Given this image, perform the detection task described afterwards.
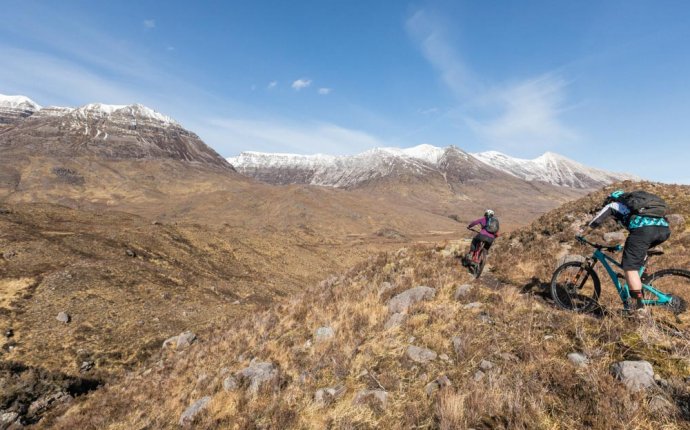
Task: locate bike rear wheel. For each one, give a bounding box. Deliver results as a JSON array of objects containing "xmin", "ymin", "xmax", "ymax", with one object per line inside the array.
[
  {"xmin": 642, "ymin": 268, "xmax": 690, "ymax": 320},
  {"xmin": 550, "ymin": 261, "xmax": 601, "ymax": 312}
]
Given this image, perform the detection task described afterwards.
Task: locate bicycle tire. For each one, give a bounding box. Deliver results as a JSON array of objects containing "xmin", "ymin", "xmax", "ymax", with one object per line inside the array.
[
  {"xmin": 474, "ymin": 249, "xmax": 487, "ymax": 279},
  {"xmin": 642, "ymin": 268, "xmax": 690, "ymax": 315},
  {"xmin": 550, "ymin": 261, "xmax": 601, "ymax": 312}
]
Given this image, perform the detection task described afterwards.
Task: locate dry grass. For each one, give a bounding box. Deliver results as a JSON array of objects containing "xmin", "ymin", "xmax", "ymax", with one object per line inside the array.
[{"xmin": 52, "ymin": 240, "xmax": 690, "ymax": 429}]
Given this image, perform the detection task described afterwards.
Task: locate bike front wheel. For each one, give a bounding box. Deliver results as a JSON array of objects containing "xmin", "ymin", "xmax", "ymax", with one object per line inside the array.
[
  {"xmin": 642, "ymin": 268, "xmax": 690, "ymax": 319},
  {"xmin": 550, "ymin": 261, "xmax": 601, "ymax": 312}
]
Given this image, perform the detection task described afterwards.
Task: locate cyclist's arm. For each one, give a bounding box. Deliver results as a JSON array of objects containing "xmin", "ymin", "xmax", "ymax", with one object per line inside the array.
[
  {"xmin": 588, "ymin": 203, "xmax": 616, "ymax": 228},
  {"xmin": 467, "ymin": 218, "xmax": 482, "ymax": 229}
]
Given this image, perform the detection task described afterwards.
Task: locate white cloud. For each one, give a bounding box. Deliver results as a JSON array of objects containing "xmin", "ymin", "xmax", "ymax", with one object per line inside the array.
[
  {"xmin": 143, "ymin": 19, "xmax": 156, "ymax": 29},
  {"xmin": 205, "ymin": 117, "xmax": 385, "ymax": 155},
  {"xmin": 406, "ymin": 9, "xmax": 577, "ymax": 150},
  {"xmin": 465, "ymin": 74, "xmax": 577, "ymax": 147},
  {"xmin": 291, "ymin": 79, "xmax": 312, "ymax": 90},
  {"xmin": 267, "ymin": 80, "xmax": 278, "ymax": 89},
  {"xmin": 318, "ymin": 87, "xmax": 332, "ymax": 95}
]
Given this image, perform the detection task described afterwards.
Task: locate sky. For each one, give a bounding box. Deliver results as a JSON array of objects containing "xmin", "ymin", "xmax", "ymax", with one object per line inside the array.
[{"xmin": 1, "ymin": 0, "xmax": 689, "ymax": 183}]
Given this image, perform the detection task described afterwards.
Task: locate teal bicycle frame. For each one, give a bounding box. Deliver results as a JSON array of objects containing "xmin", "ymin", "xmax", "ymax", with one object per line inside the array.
[{"xmin": 587, "ymin": 242, "xmax": 673, "ymax": 308}]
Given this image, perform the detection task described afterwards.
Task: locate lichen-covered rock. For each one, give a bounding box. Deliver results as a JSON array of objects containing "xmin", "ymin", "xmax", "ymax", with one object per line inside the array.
[
  {"xmin": 236, "ymin": 359, "xmax": 279, "ymax": 394},
  {"xmin": 567, "ymin": 352, "xmax": 588, "ymax": 367},
  {"xmin": 313, "ymin": 326, "xmax": 335, "ymax": 343},
  {"xmin": 56, "ymin": 312, "xmax": 70, "ymax": 323},
  {"xmin": 388, "ymin": 286, "xmax": 436, "ymax": 314},
  {"xmin": 353, "ymin": 390, "xmax": 388, "ymax": 411},
  {"xmin": 384, "ymin": 313, "xmax": 405, "ymax": 330},
  {"xmin": 611, "ymin": 360, "xmax": 655, "ymax": 392},
  {"xmin": 162, "ymin": 331, "xmax": 197, "ymax": 350},
  {"xmin": 179, "ymin": 396, "xmax": 211, "ymax": 427},
  {"xmin": 406, "ymin": 345, "xmax": 437, "ymax": 364}
]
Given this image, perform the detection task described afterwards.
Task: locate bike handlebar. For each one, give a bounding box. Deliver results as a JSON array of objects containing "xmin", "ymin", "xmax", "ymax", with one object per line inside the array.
[{"xmin": 576, "ymin": 235, "xmax": 623, "ymax": 252}]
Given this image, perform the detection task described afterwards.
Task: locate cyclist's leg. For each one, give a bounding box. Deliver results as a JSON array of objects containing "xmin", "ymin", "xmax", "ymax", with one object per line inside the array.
[
  {"xmin": 623, "ymin": 227, "xmax": 661, "ymax": 309},
  {"xmin": 480, "ymin": 234, "xmax": 495, "ymax": 252}
]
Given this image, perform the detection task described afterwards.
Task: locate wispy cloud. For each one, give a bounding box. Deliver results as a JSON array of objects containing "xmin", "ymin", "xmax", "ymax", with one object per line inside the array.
[
  {"xmin": 406, "ymin": 9, "xmax": 576, "ymax": 150},
  {"xmin": 267, "ymin": 80, "xmax": 278, "ymax": 90},
  {"xmin": 291, "ymin": 78, "xmax": 312, "ymax": 90},
  {"xmin": 205, "ymin": 117, "xmax": 385, "ymax": 155},
  {"xmin": 318, "ymin": 87, "xmax": 331, "ymax": 95},
  {"xmin": 143, "ymin": 19, "xmax": 156, "ymax": 29}
]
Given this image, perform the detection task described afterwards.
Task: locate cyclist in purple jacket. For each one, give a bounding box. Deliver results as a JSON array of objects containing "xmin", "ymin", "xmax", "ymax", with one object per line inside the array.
[{"xmin": 467, "ymin": 209, "xmax": 500, "ymax": 256}]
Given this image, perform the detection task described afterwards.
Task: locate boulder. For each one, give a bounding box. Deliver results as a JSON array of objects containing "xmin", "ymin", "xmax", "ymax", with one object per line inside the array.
[
  {"xmin": 28, "ymin": 391, "xmax": 72, "ymax": 416},
  {"xmin": 610, "ymin": 360, "xmax": 655, "ymax": 392},
  {"xmin": 479, "ymin": 360, "xmax": 494, "ymax": 371},
  {"xmin": 648, "ymin": 395, "xmax": 675, "ymax": 414},
  {"xmin": 56, "ymin": 312, "xmax": 70, "ymax": 323},
  {"xmin": 454, "ymin": 284, "xmax": 473, "ymax": 300},
  {"xmin": 388, "ymin": 286, "xmax": 436, "ymax": 314},
  {"xmin": 125, "ymin": 249, "xmax": 137, "ymax": 257},
  {"xmin": 353, "ymin": 390, "xmax": 388, "ymax": 411},
  {"xmin": 222, "ymin": 376, "xmax": 238, "ymax": 392},
  {"xmin": 604, "ymin": 231, "xmax": 626, "ymax": 244},
  {"xmin": 314, "ymin": 326, "xmax": 335, "ymax": 343},
  {"xmin": 236, "ymin": 359, "xmax": 279, "ymax": 394},
  {"xmin": 179, "ymin": 396, "xmax": 211, "ymax": 427},
  {"xmin": 314, "ymin": 385, "xmax": 346, "ymax": 406},
  {"xmin": 472, "ymin": 370, "xmax": 485, "ymax": 382},
  {"xmin": 163, "ymin": 331, "xmax": 197, "ymax": 350},
  {"xmin": 384, "ymin": 313, "xmax": 405, "ymax": 330},
  {"xmin": 406, "ymin": 345, "xmax": 437, "ymax": 364},
  {"xmin": 425, "ymin": 375, "xmax": 452, "ymax": 396},
  {"xmin": 567, "ymin": 352, "xmax": 588, "ymax": 367}
]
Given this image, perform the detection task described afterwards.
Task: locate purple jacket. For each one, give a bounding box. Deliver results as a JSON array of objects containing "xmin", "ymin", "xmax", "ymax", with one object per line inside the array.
[{"xmin": 468, "ymin": 217, "xmax": 498, "ymax": 239}]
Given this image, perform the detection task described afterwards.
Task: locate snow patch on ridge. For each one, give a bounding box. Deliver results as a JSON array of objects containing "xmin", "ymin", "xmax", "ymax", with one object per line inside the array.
[{"xmin": 0, "ymin": 94, "xmax": 42, "ymax": 111}]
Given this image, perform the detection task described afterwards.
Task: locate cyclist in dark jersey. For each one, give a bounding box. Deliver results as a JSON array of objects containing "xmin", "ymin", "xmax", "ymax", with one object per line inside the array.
[
  {"xmin": 587, "ymin": 190, "xmax": 671, "ymax": 311},
  {"xmin": 467, "ymin": 209, "xmax": 499, "ymax": 254}
]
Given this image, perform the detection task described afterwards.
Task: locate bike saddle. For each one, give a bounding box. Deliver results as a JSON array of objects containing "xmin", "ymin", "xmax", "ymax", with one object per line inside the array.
[{"xmin": 647, "ymin": 247, "xmax": 664, "ymax": 257}]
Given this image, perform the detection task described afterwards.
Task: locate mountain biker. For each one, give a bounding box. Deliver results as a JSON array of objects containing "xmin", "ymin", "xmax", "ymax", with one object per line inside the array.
[
  {"xmin": 585, "ymin": 190, "xmax": 671, "ymax": 312},
  {"xmin": 466, "ymin": 209, "xmax": 499, "ymax": 262}
]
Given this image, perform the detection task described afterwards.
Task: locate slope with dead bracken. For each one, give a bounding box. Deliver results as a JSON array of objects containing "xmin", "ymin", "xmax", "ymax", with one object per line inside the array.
[{"xmin": 53, "ymin": 238, "xmax": 690, "ymax": 429}]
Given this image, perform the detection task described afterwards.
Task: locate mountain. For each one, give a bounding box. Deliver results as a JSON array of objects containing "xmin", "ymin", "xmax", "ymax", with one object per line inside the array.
[
  {"xmin": 228, "ymin": 144, "xmax": 635, "ymax": 190},
  {"xmin": 0, "ymin": 95, "xmax": 230, "ymax": 168},
  {"xmin": 472, "ymin": 150, "xmax": 638, "ymax": 188}
]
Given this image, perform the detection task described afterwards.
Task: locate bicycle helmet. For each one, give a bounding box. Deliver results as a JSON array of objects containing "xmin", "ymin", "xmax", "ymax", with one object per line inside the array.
[
  {"xmin": 484, "ymin": 209, "xmax": 495, "ymax": 218},
  {"xmin": 605, "ymin": 189, "xmax": 625, "ymax": 204}
]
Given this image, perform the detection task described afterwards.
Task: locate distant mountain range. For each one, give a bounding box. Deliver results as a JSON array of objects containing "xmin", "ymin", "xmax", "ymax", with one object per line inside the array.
[{"xmin": 228, "ymin": 144, "xmax": 637, "ymax": 189}]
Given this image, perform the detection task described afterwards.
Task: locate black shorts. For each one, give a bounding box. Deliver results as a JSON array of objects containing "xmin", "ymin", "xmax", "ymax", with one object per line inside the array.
[
  {"xmin": 471, "ymin": 234, "xmax": 495, "ymax": 251},
  {"xmin": 621, "ymin": 226, "xmax": 670, "ymax": 270}
]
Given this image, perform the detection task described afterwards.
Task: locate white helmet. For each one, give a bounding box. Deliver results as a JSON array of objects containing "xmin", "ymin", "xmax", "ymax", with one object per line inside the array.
[{"xmin": 484, "ymin": 209, "xmax": 495, "ymax": 218}]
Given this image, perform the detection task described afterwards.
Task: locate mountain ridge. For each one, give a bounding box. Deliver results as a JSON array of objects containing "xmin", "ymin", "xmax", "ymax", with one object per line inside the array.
[{"xmin": 228, "ymin": 144, "xmax": 636, "ymax": 189}]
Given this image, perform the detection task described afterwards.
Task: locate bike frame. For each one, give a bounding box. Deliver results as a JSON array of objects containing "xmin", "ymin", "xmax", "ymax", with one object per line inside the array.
[{"xmin": 589, "ymin": 248, "xmax": 672, "ymax": 307}]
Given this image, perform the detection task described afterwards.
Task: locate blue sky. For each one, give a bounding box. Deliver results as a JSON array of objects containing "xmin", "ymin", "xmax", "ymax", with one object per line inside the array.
[{"xmin": 1, "ymin": 0, "xmax": 689, "ymax": 183}]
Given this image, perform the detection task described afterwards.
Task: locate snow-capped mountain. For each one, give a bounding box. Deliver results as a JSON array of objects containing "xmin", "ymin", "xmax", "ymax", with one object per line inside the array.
[
  {"xmin": 228, "ymin": 144, "xmax": 634, "ymax": 189},
  {"xmin": 472, "ymin": 151, "xmax": 638, "ymax": 188},
  {"xmin": 0, "ymin": 94, "xmax": 230, "ymax": 168}
]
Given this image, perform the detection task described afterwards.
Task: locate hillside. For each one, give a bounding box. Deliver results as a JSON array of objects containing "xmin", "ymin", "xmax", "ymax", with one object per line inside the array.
[{"xmin": 51, "ymin": 238, "xmax": 690, "ymax": 429}]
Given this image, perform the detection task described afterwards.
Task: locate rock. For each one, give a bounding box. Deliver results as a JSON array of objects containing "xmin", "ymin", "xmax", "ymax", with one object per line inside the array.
[
  {"xmin": 125, "ymin": 249, "xmax": 137, "ymax": 257},
  {"xmin": 567, "ymin": 352, "xmax": 588, "ymax": 367},
  {"xmin": 648, "ymin": 395, "xmax": 675, "ymax": 414},
  {"xmin": 388, "ymin": 286, "xmax": 436, "ymax": 314},
  {"xmin": 425, "ymin": 375, "xmax": 452, "ymax": 396},
  {"xmin": 179, "ymin": 396, "xmax": 211, "ymax": 427},
  {"xmin": 2, "ymin": 251, "xmax": 16, "ymax": 260},
  {"xmin": 610, "ymin": 360, "xmax": 655, "ymax": 392},
  {"xmin": 406, "ymin": 345, "xmax": 437, "ymax": 364},
  {"xmin": 314, "ymin": 385, "xmax": 346, "ymax": 406},
  {"xmin": 384, "ymin": 313, "xmax": 405, "ymax": 330},
  {"xmin": 604, "ymin": 231, "xmax": 626, "ymax": 244},
  {"xmin": 80, "ymin": 360, "xmax": 94, "ymax": 372},
  {"xmin": 667, "ymin": 213, "xmax": 685, "ymax": 228},
  {"xmin": 0, "ymin": 412, "xmax": 19, "ymax": 428},
  {"xmin": 162, "ymin": 331, "xmax": 197, "ymax": 350},
  {"xmin": 236, "ymin": 359, "xmax": 279, "ymax": 394},
  {"xmin": 473, "ymin": 370, "xmax": 485, "ymax": 382},
  {"xmin": 5, "ymin": 329, "xmax": 13, "ymax": 338},
  {"xmin": 478, "ymin": 312, "xmax": 492, "ymax": 324},
  {"xmin": 378, "ymin": 281, "xmax": 395, "ymax": 297},
  {"xmin": 479, "ymin": 360, "xmax": 494, "ymax": 371},
  {"xmin": 353, "ymin": 390, "xmax": 388, "ymax": 411},
  {"xmin": 314, "ymin": 326, "xmax": 335, "ymax": 343},
  {"xmin": 56, "ymin": 312, "xmax": 70, "ymax": 323},
  {"xmin": 222, "ymin": 376, "xmax": 238, "ymax": 392},
  {"xmin": 27, "ymin": 391, "xmax": 72, "ymax": 416},
  {"xmin": 543, "ymin": 335, "xmax": 554, "ymax": 340},
  {"xmin": 454, "ymin": 284, "xmax": 473, "ymax": 300},
  {"xmin": 452, "ymin": 336, "xmax": 466, "ymax": 358},
  {"xmin": 463, "ymin": 302, "xmax": 482, "ymax": 310}
]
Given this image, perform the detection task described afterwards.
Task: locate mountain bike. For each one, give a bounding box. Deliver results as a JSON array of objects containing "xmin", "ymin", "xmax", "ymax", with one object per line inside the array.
[
  {"xmin": 463, "ymin": 227, "xmax": 488, "ymax": 279},
  {"xmin": 550, "ymin": 235, "xmax": 689, "ymax": 317}
]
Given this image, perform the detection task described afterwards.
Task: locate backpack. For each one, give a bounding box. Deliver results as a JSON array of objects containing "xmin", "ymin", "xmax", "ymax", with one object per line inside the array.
[
  {"xmin": 485, "ymin": 216, "xmax": 499, "ymax": 234},
  {"xmin": 616, "ymin": 191, "xmax": 668, "ymax": 218}
]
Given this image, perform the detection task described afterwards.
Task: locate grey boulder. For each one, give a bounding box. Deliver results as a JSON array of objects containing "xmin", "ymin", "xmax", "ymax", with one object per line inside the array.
[
  {"xmin": 236, "ymin": 359, "xmax": 279, "ymax": 394},
  {"xmin": 353, "ymin": 390, "xmax": 388, "ymax": 411},
  {"xmin": 406, "ymin": 345, "xmax": 437, "ymax": 364},
  {"xmin": 179, "ymin": 396, "xmax": 211, "ymax": 427},
  {"xmin": 388, "ymin": 286, "xmax": 436, "ymax": 314},
  {"xmin": 611, "ymin": 360, "xmax": 655, "ymax": 392}
]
